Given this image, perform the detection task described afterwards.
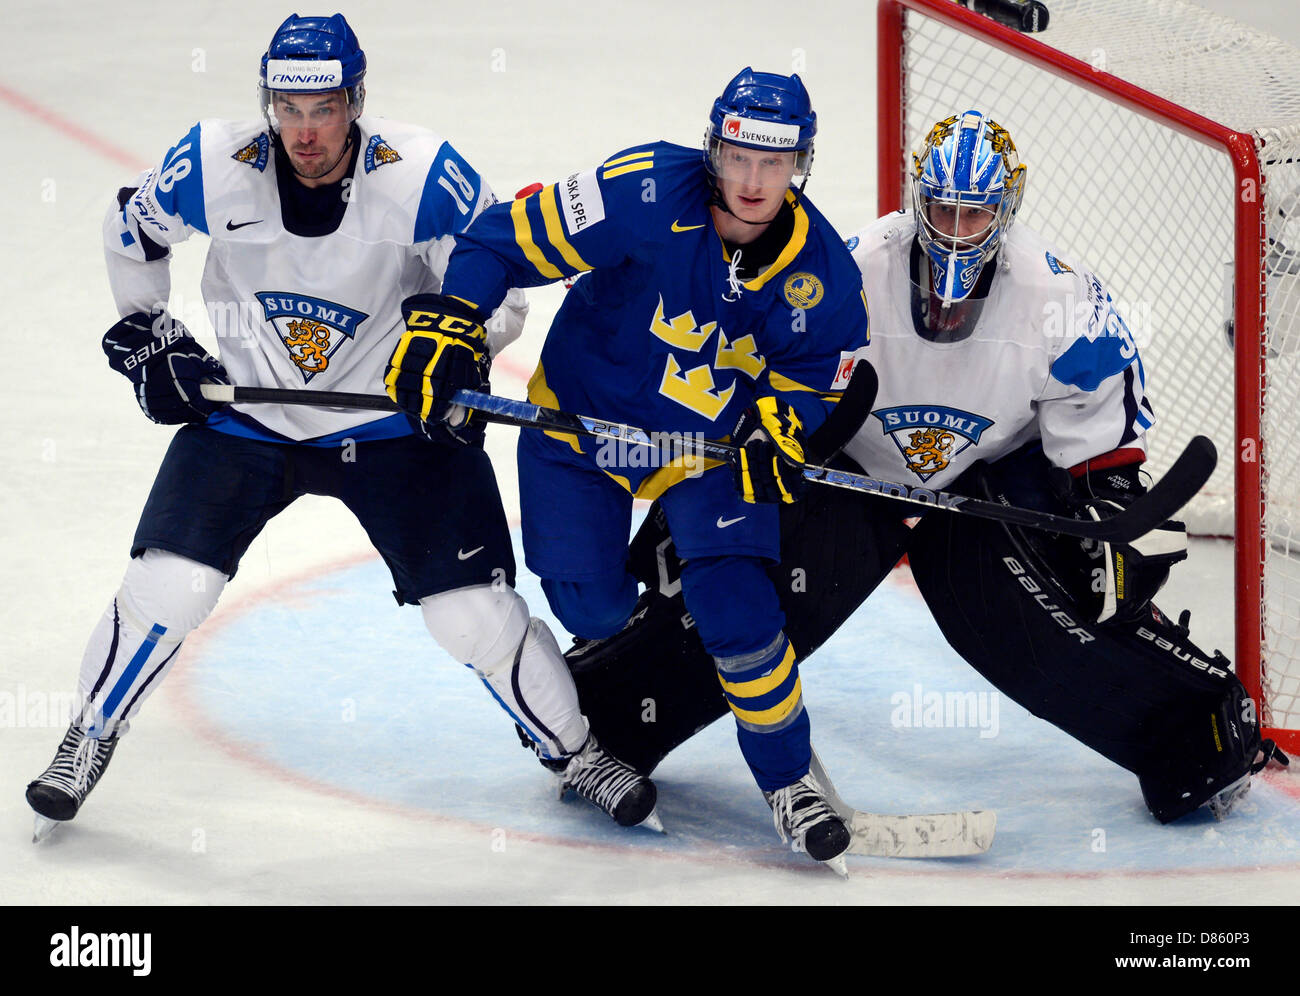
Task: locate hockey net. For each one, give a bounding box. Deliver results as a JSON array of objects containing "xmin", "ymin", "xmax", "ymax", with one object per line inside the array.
[{"xmin": 878, "ymin": 0, "xmax": 1300, "ymax": 753}]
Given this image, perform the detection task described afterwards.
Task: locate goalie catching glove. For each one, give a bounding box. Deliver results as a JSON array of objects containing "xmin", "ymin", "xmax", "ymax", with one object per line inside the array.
[
  {"xmin": 731, "ymin": 396, "xmax": 808, "ymax": 504},
  {"xmin": 384, "ymin": 293, "xmax": 490, "ymax": 445},
  {"xmin": 102, "ymin": 311, "xmax": 229, "ymax": 424},
  {"xmin": 1053, "ymin": 458, "xmax": 1188, "ymax": 623}
]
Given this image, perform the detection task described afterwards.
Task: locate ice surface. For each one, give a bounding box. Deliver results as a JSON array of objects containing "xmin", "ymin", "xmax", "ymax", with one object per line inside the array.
[{"xmin": 2, "ymin": 0, "xmax": 1297, "ymax": 905}]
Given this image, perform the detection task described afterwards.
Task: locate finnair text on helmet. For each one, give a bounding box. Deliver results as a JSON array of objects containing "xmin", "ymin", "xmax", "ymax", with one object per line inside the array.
[
  {"xmin": 271, "ymin": 73, "xmax": 340, "ymax": 85},
  {"xmin": 265, "ymin": 58, "xmax": 344, "ymax": 90}
]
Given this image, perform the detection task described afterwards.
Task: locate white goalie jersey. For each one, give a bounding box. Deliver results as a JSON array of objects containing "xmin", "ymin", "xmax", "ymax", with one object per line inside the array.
[
  {"xmin": 842, "ymin": 211, "xmax": 1155, "ymax": 489},
  {"xmin": 103, "ymin": 116, "xmax": 526, "ymax": 442}
]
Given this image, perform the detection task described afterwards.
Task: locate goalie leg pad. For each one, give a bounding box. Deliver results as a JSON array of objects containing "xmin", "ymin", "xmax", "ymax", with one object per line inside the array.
[
  {"xmin": 906, "ymin": 491, "xmax": 1271, "ymax": 821},
  {"xmin": 421, "ymin": 586, "xmax": 587, "ymax": 758},
  {"xmin": 1136, "ymin": 657, "xmax": 1281, "ymax": 823},
  {"xmin": 79, "ymin": 549, "xmax": 227, "ymax": 735}
]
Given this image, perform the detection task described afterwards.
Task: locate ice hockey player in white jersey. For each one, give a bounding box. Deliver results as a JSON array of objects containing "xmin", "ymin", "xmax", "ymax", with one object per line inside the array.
[
  {"xmin": 25, "ymin": 13, "xmax": 658, "ymax": 842},
  {"xmin": 562, "ymin": 110, "xmax": 1287, "ymax": 826}
]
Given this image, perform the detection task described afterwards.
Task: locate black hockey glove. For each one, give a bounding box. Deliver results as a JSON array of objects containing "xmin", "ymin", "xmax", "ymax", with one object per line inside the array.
[
  {"xmin": 731, "ymin": 396, "xmax": 808, "ymax": 504},
  {"xmin": 1051, "ymin": 460, "xmax": 1188, "ymax": 623},
  {"xmin": 102, "ymin": 311, "xmax": 229, "ymax": 424},
  {"xmin": 384, "ymin": 293, "xmax": 490, "ymax": 446}
]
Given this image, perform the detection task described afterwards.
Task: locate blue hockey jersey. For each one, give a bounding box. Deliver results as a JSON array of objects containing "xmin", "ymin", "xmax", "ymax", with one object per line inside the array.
[{"xmin": 441, "ymin": 142, "xmax": 870, "ymax": 495}]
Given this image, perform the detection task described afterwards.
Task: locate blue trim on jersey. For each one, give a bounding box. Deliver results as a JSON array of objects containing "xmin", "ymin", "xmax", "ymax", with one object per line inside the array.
[
  {"xmin": 205, "ymin": 409, "xmax": 413, "ymax": 445},
  {"xmin": 414, "ymin": 142, "xmax": 483, "ymax": 243},
  {"xmin": 1049, "ymin": 315, "xmax": 1140, "ymax": 391},
  {"xmin": 102, "ymin": 623, "xmax": 167, "ymax": 719},
  {"xmin": 152, "ymin": 122, "xmax": 208, "ymax": 235}
]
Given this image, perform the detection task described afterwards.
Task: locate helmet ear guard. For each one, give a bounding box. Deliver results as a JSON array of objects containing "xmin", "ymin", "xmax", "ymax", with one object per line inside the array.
[{"xmin": 910, "ymin": 111, "xmax": 1027, "ymax": 304}]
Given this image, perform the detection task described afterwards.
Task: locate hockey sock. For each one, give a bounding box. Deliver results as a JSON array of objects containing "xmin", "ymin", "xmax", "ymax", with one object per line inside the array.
[
  {"xmin": 78, "ymin": 549, "xmax": 227, "ymax": 735},
  {"xmin": 421, "ymin": 585, "xmax": 588, "ymax": 758},
  {"xmin": 715, "ymin": 631, "xmax": 811, "ymax": 791}
]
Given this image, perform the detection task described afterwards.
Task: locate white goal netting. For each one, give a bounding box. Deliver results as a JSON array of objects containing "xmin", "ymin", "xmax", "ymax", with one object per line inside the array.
[{"xmin": 887, "ymin": 0, "xmax": 1300, "ymax": 736}]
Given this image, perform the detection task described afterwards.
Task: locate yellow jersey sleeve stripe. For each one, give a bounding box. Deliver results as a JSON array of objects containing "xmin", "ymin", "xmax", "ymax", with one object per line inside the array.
[
  {"xmin": 526, "ymin": 364, "xmax": 584, "ymax": 454},
  {"xmin": 445, "ymin": 294, "xmax": 483, "ymax": 313},
  {"xmin": 511, "ymin": 196, "xmax": 564, "ymax": 280},
  {"xmin": 602, "ymin": 150, "xmax": 655, "ymax": 168},
  {"xmin": 538, "ymin": 184, "xmax": 594, "ymax": 273},
  {"xmin": 767, "ymin": 370, "xmax": 820, "ymax": 393},
  {"xmin": 717, "ymin": 643, "xmax": 797, "ymax": 698},
  {"xmin": 724, "ymin": 677, "xmax": 803, "ymax": 726},
  {"xmin": 744, "ymin": 192, "xmax": 810, "ymax": 291},
  {"xmin": 601, "ymin": 160, "xmax": 655, "ymax": 180}
]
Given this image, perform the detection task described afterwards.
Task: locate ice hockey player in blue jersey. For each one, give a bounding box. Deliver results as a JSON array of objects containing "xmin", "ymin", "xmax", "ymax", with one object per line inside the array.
[
  {"xmin": 25, "ymin": 13, "xmax": 659, "ymax": 843},
  {"xmin": 559, "ymin": 110, "xmax": 1288, "ymax": 826},
  {"xmin": 386, "ymin": 69, "xmax": 871, "ymax": 869}
]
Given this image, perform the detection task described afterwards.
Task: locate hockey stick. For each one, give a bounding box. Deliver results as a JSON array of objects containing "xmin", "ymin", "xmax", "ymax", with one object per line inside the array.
[
  {"xmin": 809, "ymin": 750, "xmax": 996, "ymax": 859},
  {"xmin": 199, "ymin": 384, "xmax": 1215, "ymax": 544}
]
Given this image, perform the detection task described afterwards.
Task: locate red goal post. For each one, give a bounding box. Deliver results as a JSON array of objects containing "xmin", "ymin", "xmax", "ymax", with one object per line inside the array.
[{"xmin": 877, "ymin": 0, "xmax": 1300, "ymax": 754}]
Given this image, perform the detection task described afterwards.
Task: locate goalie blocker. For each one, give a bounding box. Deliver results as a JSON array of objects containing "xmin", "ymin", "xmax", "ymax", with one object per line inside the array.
[{"xmin": 568, "ymin": 443, "xmax": 1286, "ymax": 823}]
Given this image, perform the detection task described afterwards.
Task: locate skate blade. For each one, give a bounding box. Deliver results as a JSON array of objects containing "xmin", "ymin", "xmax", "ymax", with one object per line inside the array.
[
  {"xmin": 821, "ymin": 853, "xmax": 849, "ymax": 878},
  {"xmin": 636, "ymin": 807, "xmax": 665, "ymax": 834},
  {"xmin": 32, "ymin": 814, "xmax": 62, "ymax": 844},
  {"xmin": 1209, "ymin": 776, "xmax": 1251, "ymax": 820}
]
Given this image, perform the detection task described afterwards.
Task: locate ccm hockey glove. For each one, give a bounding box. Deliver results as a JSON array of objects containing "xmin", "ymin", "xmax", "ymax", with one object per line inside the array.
[
  {"xmin": 731, "ymin": 396, "xmax": 808, "ymax": 504},
  {"xmin": 385, "ymin": 293, "xmax": 490, "ymax": 445},
  {"xmin": 102, "ymin": 311, "xmax": 229, "ymax": 424},
  {"xmin": 1053, "ymin": 459, "xmax": 1188, "ymax": 623}
]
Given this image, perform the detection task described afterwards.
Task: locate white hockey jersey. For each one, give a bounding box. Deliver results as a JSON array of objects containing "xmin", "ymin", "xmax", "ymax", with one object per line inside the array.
[
  {"xmin": 103, "ymin": 116, "xmax": 525, "ymax": 442},
  {"xmin": 842, "ymin": 212, "xmax": 1154, "ymax": 490}
]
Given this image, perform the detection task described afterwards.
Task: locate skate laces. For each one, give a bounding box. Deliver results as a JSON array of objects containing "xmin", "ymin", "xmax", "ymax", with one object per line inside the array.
[
  {"xmin": 565, "ymin": 741, "xmax": 642, "ymax": 815},
  {"xmin": 38, "ymin": 727, "xmax": 111, "ymax": 798},
  {"xmin": 768, "ymin": 774, "xmax": 836, "ymax": 846},
  {"xmin": 71, "ymin": 736, "xmax": 98, "ymax": 791}
]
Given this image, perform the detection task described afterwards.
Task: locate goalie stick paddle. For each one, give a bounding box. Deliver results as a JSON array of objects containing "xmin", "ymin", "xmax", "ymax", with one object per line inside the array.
[
  {"xmin": 809, "ymin": 749, "xmax": 997, "ymax": 859},
  {"xmin": 199, "ymin": 384, "xmax": 1215, "ymax": 543}
]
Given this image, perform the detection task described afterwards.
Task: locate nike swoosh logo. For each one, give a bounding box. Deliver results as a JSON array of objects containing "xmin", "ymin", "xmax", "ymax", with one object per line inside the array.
[
  {"xmin": 457, "ymin": 546, "xmax": 485, "ymax": 560},
  {"xmin": 226, "ymin": 219, "xmax": 263, "ymax": 230},
  {"xmin": 671, "ymin": 220, "xmax": 705, "ymax": 232},
  {"xmin": 716, "ymin": 516, "xmax": 746, "ymax": 528}
]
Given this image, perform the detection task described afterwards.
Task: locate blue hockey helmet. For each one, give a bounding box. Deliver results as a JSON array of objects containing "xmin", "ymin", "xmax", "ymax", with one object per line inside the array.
[
  {"xmin": 705, "ymin": 68, "xmax": 816, "ymax": 187},
  {"xmin": 910, "ymin": 110, "xmax": 1026, "ymax": 304},
  {"xmin": 258, "ymin": 13, "xmax": 366, "ymax": 128}
]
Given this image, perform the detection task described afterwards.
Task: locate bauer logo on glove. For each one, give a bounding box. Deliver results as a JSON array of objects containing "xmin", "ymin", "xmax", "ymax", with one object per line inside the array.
[
  {"xmin": 102, "ymin": 311, "xmax": 230, "ymax": 425},
  {"xmin": 731, "ymin": 395, "xmax": 807, "ymax": 504}
]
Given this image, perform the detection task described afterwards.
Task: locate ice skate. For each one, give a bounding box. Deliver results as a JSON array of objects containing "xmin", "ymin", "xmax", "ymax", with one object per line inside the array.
[
  {"xmin": 545, "ymin": 734, "xmax": 663, "ymax": 831},
  {"xmin": 765, "ymin": 772, "xmax": 851, "ymax": 876},
  {"xmin": 1207, "ymin": 773, "xmax": 1252, "ymax": 820},
  {"xmin": 26, "ymin": 723, "xmax": 120, "ymax": 842}
]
